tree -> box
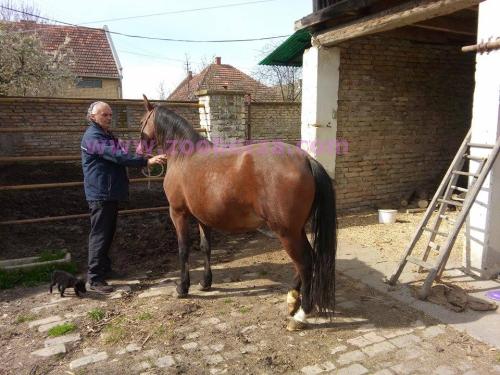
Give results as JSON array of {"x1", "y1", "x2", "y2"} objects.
[
  {"x1": 0, "y1": 1, "x2": 77, "y2": 96},
  {"x1": 252, "y1": 42, "x2": 302, "y2": 102},
  {"x1": 157, "y1": 80, "x2": 167, "y2": 100},
  {"x1": 0, "y1": 0, "x2": 41, "y2": 22}
]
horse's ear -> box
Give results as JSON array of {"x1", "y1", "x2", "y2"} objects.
[{"x1": 143, "y1": 94, "x2": 154, "y2": 111}]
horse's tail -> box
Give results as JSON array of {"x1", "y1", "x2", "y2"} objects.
[{"x1": 307, "y1": 157, "x2": 337, "y2": 316}]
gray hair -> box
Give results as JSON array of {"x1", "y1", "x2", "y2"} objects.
[{"x1": 86, "y1": 101, "x2": 108, "y2": 121}]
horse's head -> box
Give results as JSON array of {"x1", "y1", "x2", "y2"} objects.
[{"x1": 138, "y1": 94, "x2": 157, "y2": 154}]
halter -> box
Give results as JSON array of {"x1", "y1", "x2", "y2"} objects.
[
  {"x1": 139, "y1": 106, "x2": 157, "y2": 146},
  {"x1": 139, "y1": 107, "x2": 165, "y2": 185}
]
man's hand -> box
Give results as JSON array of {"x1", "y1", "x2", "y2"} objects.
[{"x1": 147, "y1": 154, "x2": 168, "y2": 167}]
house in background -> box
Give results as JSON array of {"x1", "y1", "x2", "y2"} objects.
[
  {"x1": 168, "y1": 57, "x2": 281, "y2": 102},
  {"x1": 10, "y1": 21, "x2": 123, "y2": 98}
]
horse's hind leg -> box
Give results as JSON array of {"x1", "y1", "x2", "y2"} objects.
[
  {"x1": 287, "y1": 272, "x2": 301, "y2": 316},
  {"x1": 198, "y1": 223, "x2": 212, "y2": 291},
  {"x1": 279, "y1": 231, "x2": 313, "y2": 331},
  {"x1": 170, "y1": 208, "x2": 191, "y2": 298}
]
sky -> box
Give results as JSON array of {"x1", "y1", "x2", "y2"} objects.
[{"x1": 7, "y1": 0, "x2": 312, "y2": 99}]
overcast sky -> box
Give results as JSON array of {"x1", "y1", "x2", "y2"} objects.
[{"x1": 8, "y1": 0, "x2": 312, "y2": 99}]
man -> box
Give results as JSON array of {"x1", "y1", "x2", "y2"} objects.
[{"x1": 81, "y1": 101, "x2": 167, "y2": 293}]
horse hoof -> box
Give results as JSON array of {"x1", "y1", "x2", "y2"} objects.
[
  {"x1": 176, "y1": 285, "x2": 189, "y2": 298},
  {"x1": 198, "y1": 282, "x2": 211, "y2": 291},
  {"x1": 286, "y1": 318, "x2": 308, "y2": 331}
]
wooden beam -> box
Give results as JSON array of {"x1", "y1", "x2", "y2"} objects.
[
  {"x1": 412, "y1": 15, "x2": 477, "y2": 35},
  {"x1": 295, "y1": 0, "x2": 377, "y2": 30},
  {"x1": 315, "y1": 0, "x2": 483, "y2": 46}
]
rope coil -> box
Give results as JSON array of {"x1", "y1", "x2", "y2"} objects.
[{"x1": 141, "y1": 163, "x2": 166, "y2": 189}]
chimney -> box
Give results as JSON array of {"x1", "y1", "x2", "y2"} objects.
[{"x1": 215, "y1": 56, "x2": 221, "y2": 65}]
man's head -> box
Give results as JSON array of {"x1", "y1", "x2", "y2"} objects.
[{"x1": 87, "y1": 101, "x2": 113, "y2": 130}]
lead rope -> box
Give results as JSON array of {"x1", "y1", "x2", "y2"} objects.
[{"x1": 141, "y1": 162, "x2": 166, "y2": 190}]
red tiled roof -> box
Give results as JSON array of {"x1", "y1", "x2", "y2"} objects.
[
  {"x1": 168, "y1": 60, "x2": 281, "y2": 102},
  {"x1": 6, "y1": 21, "x2": 120, "y2": 79}
]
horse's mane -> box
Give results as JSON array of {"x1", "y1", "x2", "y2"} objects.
[{"x1": 154, "y1": 105, "x2": 205, "y2": 150}]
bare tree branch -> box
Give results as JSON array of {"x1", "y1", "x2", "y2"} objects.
[{"x1": 252, "y1": 42, "x2": 302, "y2": 102}]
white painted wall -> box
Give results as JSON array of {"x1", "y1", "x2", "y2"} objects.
[
  {"x1": 464, "y1": 0, "x2": 500, "y2": 278},
  {"x1": 300, "y1": 46, "x2": 340, "y2": 177}
]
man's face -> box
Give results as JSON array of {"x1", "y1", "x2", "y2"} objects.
[{"x1": 91, "y1": 104, "x2": 113, "y2": 130}]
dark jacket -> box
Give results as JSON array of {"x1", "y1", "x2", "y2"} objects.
[{"x1": 81, "y1": 121, "x2": 147, "y2": 201}]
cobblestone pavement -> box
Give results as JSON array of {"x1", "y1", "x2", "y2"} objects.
[{"x1": 1, "y1": 235, "x2": 499, "y2": 375}]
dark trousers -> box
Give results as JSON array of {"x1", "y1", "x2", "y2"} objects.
[{"x1": 87, "y1": 200, "x2": 118, "y2": 283}]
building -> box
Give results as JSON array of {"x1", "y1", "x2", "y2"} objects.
[
  {"x1": 7, "y1": 21, "x2": 123, "y2": 98},
  {"x1": 261, "y1": 0, "x2": 499, "y2": 279},
  {"x1": 168, "y1": 57, "x2": 281, "y2": 102}
]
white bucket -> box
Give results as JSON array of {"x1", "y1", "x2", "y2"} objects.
[{"x1": 378, "y1": 209, "x2": 397, "y2": 224}]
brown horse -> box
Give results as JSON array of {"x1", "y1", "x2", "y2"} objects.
[{"x1": 139, "y1": 96, "x2": 337, "y2": 331}]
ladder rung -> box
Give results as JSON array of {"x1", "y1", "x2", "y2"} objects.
[
  {"x1": 463, "y1": 154, "x2": 487, "y2": 161},
  {"x1": 450, "y1": 185, "x2": 468, "y2": 193},
  {"x1": 439, "y1": 215, "x2": 456, "y2": 225},
  {"x1": 452, "y1": 170, "x2": 480, "y2": 178},
  {"x1": 467, "y1": 142, "x2": 494, "y2": 149},
  {"x1": 428, "y1": 241, "x2": 440, "y2": 251},
  {"x1": 406, "y1": 256, "x2": 434, "y2": 270},
  {"x1": 423, "y1": 227, "x2": 448, "y2": 237},
  {"x1": 438, "y1": 198, "x2": 463, "y2": 207}
]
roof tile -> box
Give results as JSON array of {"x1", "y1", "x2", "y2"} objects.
[
  {"x1": 6, "y1": 21, "x2": 120, "y2": 79},
  {"x1": 168, "y1": 62, "x2": 281, "y2": 102}
]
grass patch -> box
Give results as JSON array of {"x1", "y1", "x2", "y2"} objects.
[
  {"x1": 138, "y1": 312, "x2": 153, "y2": 321},
  {"x1": 47, "y1": 322, "x2": 77, "y2": 337},
  {"x1": 223, "y1": 298, "x2": 233, "y2": 304},
  {"x1": 0, "y1": 262, "x2": 77, "y2": 289},
  {"x1": 15, "y1": 313, "x2": 37, "y2": 324},
  {"x1": 38, "y1": 249, "x2": 67, "y2": 262},
  {"x1": 259, "y1": 270, "x2": 268, "y2": 276},
  {"x1": 88, "y1": 308, "x2": 105, "y2": 322},
  {"x1": 239, "y1": 306, "x2": 251, "y2": 314},
  {"x1": 103, "y1": 318, "x2": 127, "y2": 344}
]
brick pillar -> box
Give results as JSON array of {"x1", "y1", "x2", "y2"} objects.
[{"x1": 196, "y1": 89, "x2": 247, "y2": 145}]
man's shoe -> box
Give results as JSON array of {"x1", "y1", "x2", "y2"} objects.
[{"x1": 87, "y1": 280, "x2": 114, "y2": 294}]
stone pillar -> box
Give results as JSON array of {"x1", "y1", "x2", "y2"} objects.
[
  {"x1": 196, "y1": 89, "x2": 247, "y2": 145},
  {"x1": 464, "y1": 0, "x2": 500, "y2": 278},
  {"x1": 300, "y1": 45, "x2": 340, "y2": 177}
]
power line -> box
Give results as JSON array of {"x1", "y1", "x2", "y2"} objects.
[
  {"x1": 118, "y1": 50, "x2": 185, "y2": 63},
  {"x1": 0, "y1": 5, "x2": 290, "y2": 43},
  {"x1": 80, "y1": 0, "x2": 278, "y2": 25}
]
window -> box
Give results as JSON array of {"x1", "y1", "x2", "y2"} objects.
[{"x1": 77, "y1": 78, "x2": 102, "y2": 88}]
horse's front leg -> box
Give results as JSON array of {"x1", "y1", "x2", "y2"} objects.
[
  {"x1": 198, "y1": 223, "x2": 212, "y2": 291},
  {"x1": 170, "y1": 208, "x2": 191, "y2": 298}
]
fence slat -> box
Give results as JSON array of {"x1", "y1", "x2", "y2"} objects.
[{"x1": 0, "y1": 206, "x2": 169, "y2": 226}]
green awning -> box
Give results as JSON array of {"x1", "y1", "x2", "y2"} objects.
[{"x1": 258, "y1": 29, "x2": 312, "y2": 67}]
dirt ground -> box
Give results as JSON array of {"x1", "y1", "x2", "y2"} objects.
[
  {"x1": 1, "y1": 164, "x2": 499, "y2": 374},
  {"x1": 2, "y1": 233, "x2": 500, "y2": 375}
]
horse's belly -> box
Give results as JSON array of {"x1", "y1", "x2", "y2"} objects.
[{"x1": 193, "y1": 204, "x2": 265, "y2": 233}]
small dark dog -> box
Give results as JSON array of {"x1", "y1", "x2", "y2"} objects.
[{"x1": 49, "y1": 270, "x2": 86, "y2": 297}]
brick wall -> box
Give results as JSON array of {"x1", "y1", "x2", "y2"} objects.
[
  {"x1": 334, "y1": 34, "x2": 475, "y2": 209},
  {"x1": 0, "y1": 97, "x2": 200, "y2": 157},
  {"x1": 249, "y1": 102, "x2": 301, "y2": 143}
]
